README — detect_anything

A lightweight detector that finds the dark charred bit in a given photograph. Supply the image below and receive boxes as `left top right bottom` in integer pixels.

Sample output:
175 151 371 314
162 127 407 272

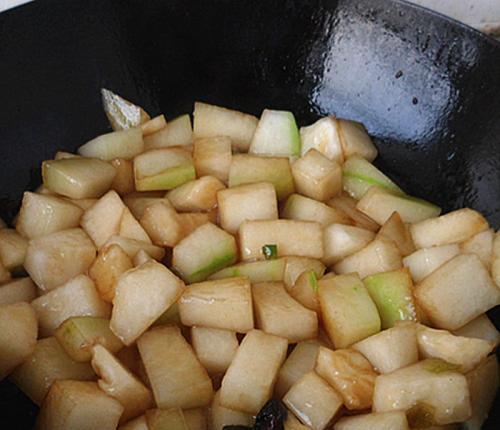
254 399 288 430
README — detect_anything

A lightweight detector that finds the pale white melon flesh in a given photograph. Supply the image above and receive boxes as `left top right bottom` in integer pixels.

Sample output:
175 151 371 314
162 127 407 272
36 380 124 430
376 211 415 256
300 116 344 163
110 158 135 195
193 136 232 182
239 219 323 261
283 371 343 430
210 390 255 430
460 228 494 268
178 277 253 333
402 244 460 283
275 340 321 398
416 324 495 373
338 118 378 161
193 101 258 152
209 258 286 283
283 257 326 288
252 282 318 342
137 325 213 409
282 193 353 228
139 202 184 247
183 408 207 430
410 208 489 249
141 113 167 136
315 347 378 410
91 344 153 423
119 207 152 243
452 314 500 346
334 411 409 430
32 275 110 336
373 359 471 425
352 322 419 374
492 230 500 288
0 277 37 306
10 337 95 405
24 228 96 291
286 269 321 312
217 182 278 234
167 176 225 212
284 413 311 430
110 260 185 345
145 407 189 430
291 149 342 202
16 192 83 239
190 326 238 374
414 253 500 330
0 228 27 270
0 302 37 380
78 127 144 160
118 415 149 430
104 235 165 261
144 114 192 149
323 223 375 265
219 329 287 414
123 192 172 219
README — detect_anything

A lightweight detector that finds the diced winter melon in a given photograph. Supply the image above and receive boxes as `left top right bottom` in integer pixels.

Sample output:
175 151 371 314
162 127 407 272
42 158 116 199
0 260 10 284
67 197 97 210
252 282 318 342
460 228 494 268
144 114 192 149
24 228 96 291
139 202 184 247
218 182 278 234
173 223 237 283
318 273 381 348
89 244 134 302
414 254 500 330
410 208 489 249
10 337 95 405
193 136 232 183
249 109 300 158
101 88 150 131
133 249 152 266
283 257 326 287
416 324 495 373
137 325 213 409
239 220 323 261
210 390 255 430
364 268 417 329
111 158 135 195
338 118 378 161
16 192 83 239
284 414 311 430
146 408 189 430
359 187 442 225
315 347 377 410
209 258 286 283
191 327 238 374
78 128 144 160
283 371 343 430
452 314 500 346
327 194 380 232
55 316 123 362
0 277 36 306
219 329 287 414
36 380 124 430
123 192 172 219
292 149 342 202
353 322 418 374
141 114 167 136
110 260 185 345
179 277 253 332
403 244 460 283
104 235 165 261
334 411 409 430
134 148 195 191
0 229 27 270
32 275 110 336
183 408 207 430
376 211 415 256
167 176 225 212
282 194 352 228
287 269 321 312
373 359 471 425
492 231 500 288
228 154 295 200
193 101 258 152
323 223 375 265
463 355 499 430
118 415 149 430
342 156 403 200
333 238 402 278
275 340 320 398
91 344 153 422
0 302 37 380
300 116 344 163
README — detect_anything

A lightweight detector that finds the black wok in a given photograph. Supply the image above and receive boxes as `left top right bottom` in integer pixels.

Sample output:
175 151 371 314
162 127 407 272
0 0 499 427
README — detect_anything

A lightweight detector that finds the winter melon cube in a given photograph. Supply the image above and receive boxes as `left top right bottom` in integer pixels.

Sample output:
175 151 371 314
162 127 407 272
193 136 232 183
167 176 225 212
191 327 238 374
300 116 344 163
78 128 144 160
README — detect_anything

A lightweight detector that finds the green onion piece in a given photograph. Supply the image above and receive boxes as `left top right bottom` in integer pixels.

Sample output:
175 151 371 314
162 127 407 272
262 244 278 260
309 271 319 293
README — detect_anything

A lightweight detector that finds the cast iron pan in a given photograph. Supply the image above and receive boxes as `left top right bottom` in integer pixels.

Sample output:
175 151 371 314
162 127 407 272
0 0 499 427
